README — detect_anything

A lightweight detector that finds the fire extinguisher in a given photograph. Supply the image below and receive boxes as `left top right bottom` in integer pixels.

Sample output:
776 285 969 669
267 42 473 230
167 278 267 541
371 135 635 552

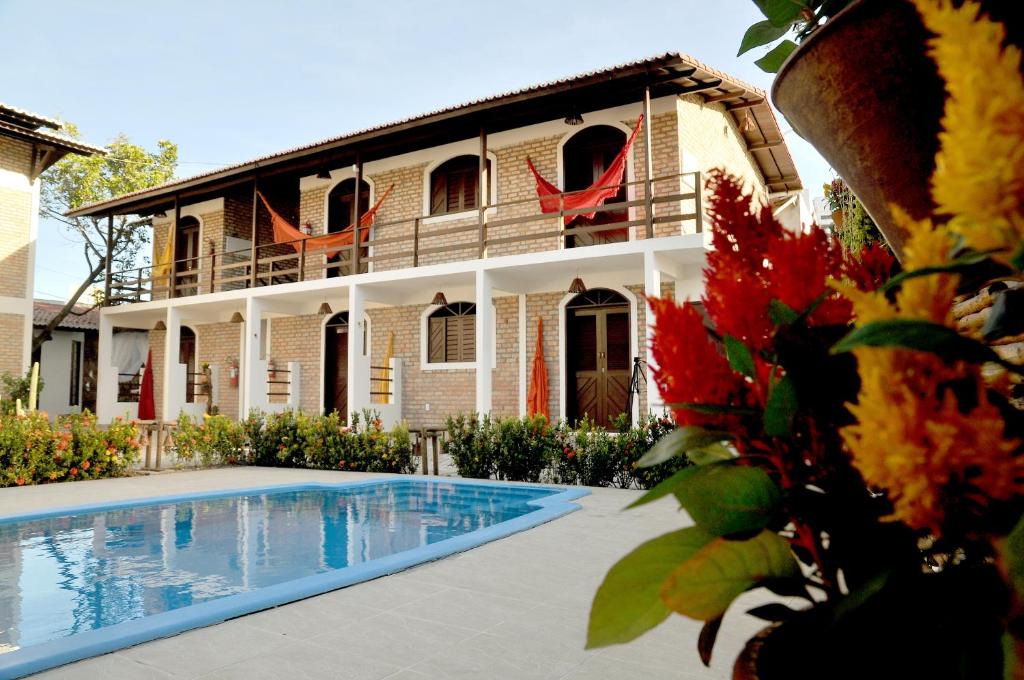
228 359 239 388
267 358 276 382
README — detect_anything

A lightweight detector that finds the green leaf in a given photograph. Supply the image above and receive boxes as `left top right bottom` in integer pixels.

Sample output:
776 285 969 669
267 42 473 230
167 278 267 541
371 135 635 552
636 425 733 468
881 250 1000 293
587 528 713 648
753 0 807 27
763 374 797 437
673 464 781 536
687 442 736 465
661 529 799 621
754 39 797 73
628 466 700 509
724 335 757 378
832 319 1024 375
1001 513 1024 601
737 20 791 56
768 299 799 326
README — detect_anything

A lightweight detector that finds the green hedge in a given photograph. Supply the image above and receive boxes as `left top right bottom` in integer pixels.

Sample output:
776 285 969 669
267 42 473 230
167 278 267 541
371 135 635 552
175 409 416 474
444 413 685 489
0 411 140 487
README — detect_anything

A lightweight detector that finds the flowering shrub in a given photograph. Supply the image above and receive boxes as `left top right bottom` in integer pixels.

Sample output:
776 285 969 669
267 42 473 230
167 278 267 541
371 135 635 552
173 409 415 474
445 413 680 487
0 411 139 487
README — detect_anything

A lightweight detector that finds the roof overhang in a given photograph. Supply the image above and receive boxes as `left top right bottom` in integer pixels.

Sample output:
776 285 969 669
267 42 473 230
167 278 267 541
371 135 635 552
68 52 801 218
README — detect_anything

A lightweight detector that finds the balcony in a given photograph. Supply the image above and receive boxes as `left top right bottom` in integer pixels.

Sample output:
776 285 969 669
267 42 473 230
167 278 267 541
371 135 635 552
106 171 703 305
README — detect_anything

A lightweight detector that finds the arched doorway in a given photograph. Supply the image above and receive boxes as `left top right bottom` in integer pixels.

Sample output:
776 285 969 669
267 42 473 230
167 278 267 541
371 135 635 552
323 312 349 417
562 125 629 248
326 179 371 277
180 326 196 403
565 288 631 429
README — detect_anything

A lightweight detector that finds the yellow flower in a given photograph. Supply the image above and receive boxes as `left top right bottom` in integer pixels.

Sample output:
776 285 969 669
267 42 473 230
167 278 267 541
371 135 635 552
843 348 1021 533
913 0 1024 258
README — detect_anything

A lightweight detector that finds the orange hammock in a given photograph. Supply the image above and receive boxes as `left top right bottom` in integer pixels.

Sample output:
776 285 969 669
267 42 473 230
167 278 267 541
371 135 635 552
525 115 643 227
257 184 394 258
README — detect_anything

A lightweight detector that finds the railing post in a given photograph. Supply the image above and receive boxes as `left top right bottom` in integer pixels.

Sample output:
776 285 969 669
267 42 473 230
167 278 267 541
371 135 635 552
209 249 216 294
250 178 259 288
694 171 703 233
412 217 420 267
170 195 180 297
642 86 655 240
298 237 306 282
478 126 488 259
350 154 363 276
103 212 113 305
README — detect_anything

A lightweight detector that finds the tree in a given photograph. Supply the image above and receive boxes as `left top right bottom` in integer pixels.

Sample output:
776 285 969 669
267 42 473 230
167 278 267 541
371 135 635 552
37 125 177 352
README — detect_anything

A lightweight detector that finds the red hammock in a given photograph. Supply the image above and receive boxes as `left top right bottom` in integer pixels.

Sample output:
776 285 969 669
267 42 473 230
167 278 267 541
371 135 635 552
525 115 643 227
257 184 394 258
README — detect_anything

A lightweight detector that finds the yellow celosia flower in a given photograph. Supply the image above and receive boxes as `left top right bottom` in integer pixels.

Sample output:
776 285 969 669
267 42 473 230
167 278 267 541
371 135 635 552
843 348 1021 533
913 0 1024 258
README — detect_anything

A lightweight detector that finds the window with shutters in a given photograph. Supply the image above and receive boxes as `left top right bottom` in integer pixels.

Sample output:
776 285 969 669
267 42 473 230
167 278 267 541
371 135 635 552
426 302 476 363
429 156 490 215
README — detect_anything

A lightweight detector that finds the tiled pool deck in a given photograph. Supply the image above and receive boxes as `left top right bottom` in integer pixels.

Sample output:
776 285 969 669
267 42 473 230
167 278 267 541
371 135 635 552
0 468 773 679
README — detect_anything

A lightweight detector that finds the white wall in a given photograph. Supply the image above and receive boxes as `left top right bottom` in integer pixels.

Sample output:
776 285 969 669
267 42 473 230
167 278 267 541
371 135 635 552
37 329 84 417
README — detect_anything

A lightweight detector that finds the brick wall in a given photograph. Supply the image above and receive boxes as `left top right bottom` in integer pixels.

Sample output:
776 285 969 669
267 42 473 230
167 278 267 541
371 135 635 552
195 322 241 419
0 136 32 300
147 329 166 419
268 314 322 414
0 313 25 377
677 95 767 202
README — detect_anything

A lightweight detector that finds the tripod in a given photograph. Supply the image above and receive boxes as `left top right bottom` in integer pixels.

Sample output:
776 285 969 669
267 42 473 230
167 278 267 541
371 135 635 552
625 356 646 423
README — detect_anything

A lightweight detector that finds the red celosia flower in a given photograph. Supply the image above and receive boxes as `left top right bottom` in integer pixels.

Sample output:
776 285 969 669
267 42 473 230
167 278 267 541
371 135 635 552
766 230 853 326
648 297 751 429
842 242 898 292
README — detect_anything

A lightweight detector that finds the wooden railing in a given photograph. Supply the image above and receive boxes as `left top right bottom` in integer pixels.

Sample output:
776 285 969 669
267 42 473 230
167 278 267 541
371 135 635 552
106 171 702 304
370 364 393 403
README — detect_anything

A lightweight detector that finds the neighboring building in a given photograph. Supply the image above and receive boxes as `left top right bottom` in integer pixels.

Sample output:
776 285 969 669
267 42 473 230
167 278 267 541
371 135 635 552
69 53 802 428
0 103 103 379
32 299 99 416
813 195 836 232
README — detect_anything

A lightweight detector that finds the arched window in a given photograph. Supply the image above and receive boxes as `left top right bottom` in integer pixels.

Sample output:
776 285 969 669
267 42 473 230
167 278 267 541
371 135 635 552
429 155 490 215
427 302 476 363
562 125 629 246
327 178 371 233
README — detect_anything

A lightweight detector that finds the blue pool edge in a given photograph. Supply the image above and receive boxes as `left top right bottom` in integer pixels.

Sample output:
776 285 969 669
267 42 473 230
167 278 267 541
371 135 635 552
0 476 590 678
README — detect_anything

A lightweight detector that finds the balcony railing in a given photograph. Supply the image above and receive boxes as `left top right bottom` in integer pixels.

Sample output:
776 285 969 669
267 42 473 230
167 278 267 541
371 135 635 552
106 170 702 305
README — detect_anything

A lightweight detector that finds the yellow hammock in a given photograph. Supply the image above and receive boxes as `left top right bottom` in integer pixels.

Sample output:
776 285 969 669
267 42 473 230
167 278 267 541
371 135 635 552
153 230 174 281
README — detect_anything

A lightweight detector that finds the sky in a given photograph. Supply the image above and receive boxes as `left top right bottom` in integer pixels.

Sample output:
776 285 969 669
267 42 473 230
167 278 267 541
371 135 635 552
0 0 832 301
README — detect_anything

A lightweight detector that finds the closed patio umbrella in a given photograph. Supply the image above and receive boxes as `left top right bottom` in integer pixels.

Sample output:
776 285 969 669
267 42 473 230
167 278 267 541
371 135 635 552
138 350 155 421
527 318 549 420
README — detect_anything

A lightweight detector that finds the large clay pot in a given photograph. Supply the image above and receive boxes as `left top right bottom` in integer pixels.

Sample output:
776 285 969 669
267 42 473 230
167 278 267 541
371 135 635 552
772 0 943 260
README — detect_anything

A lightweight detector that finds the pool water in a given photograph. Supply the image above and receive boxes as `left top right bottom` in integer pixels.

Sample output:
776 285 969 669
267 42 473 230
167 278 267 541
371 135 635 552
0 479 584 677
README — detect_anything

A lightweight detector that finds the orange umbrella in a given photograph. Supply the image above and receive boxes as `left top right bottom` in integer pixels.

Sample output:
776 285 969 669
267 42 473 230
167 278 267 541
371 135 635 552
527 318 549 420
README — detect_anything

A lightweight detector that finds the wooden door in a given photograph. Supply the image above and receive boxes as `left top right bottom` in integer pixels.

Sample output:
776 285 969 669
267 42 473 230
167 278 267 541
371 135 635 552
324 320 348 419
179 327 196 403
174 221 200 296
568 306 630 429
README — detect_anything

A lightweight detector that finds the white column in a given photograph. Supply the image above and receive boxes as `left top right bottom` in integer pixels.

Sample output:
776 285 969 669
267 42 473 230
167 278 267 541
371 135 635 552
475 270 494 416
517 293 527 417
242 297 265 416
347 285 370 419
162 306 183 421
674 263 704 304
643 251 666 415
96 312 116 423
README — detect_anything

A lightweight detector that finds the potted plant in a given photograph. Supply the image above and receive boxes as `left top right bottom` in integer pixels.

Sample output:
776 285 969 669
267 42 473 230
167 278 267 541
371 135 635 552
589 5 1024 676
738 0 1020 259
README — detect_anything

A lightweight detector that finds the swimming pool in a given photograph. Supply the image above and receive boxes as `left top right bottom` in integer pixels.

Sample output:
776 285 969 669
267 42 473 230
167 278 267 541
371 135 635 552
0 477 586 678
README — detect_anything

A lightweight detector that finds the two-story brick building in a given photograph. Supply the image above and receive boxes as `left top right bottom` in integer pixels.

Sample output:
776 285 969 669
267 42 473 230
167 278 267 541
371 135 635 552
0 103 103 380
69 53 802 429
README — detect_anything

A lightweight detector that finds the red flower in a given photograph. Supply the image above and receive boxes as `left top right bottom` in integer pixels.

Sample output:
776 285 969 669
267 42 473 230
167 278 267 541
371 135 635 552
766 230 852 327
15 477 25 486
567 450 576 460
82 460 91 470
842 241 898 292
648 297 751 429
70 467 78 477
